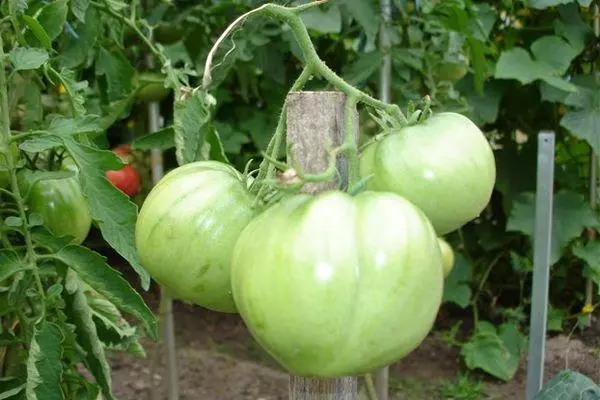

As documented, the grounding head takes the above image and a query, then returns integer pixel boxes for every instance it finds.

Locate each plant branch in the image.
[202,3,406,123]
[0,36,45,316]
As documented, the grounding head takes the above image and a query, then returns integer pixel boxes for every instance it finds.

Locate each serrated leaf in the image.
[60,137,150,289]
[35,0,68,41]
[53,245,156,340]
[507,190,598,264]
[22,16,52,50]
[71,0,90,22]
[25,322,63,400]
[174,90,215,165]
[442,253,472,308]
[534,370,600,399]
[48,115,103,136]
[300,4,342,34]
[63,271,115,400]
[9,48,49,71]
[95,47,135,102]
[460,322,525,381]
[46,67,87,116]
[132,126,175,151]
[19,136,63,152]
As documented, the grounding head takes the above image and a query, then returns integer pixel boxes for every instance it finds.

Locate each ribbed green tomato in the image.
[231,190,444,377]
[437,238,455,278]
[18,169,92,244]
[359,112,496,235]
[135,161,256,313]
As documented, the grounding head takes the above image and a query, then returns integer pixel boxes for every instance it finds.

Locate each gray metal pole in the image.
[373,1,392,399]
[525,132,555,400]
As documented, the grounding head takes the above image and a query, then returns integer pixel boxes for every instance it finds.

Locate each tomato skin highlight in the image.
[135,161,257,313]
[359,112,496,235]
[437,238,455,278]
[231,190,444,377]
[18,170,92,244]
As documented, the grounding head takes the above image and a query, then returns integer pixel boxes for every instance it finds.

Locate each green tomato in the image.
[360,112,496,235]
[135,161,257,313]
[231,190,444,377]
[18,169,92,244]
[437,238,454,278]
[133,72,170,103]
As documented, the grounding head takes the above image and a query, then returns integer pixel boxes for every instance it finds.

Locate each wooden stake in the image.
[286,91,358,400]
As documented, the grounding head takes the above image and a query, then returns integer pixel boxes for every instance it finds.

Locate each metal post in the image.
[525,132,555,400]
[287,91,358,400]
[374,0,392,399]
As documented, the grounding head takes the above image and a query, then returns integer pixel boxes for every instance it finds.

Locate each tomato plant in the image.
[231,191,444,377]
[136,161,256,313]
[359,112,496,235]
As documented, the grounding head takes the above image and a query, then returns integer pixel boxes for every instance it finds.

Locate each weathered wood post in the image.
[286,91,358,399]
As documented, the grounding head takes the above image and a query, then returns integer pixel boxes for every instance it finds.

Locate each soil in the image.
[108,284,600,400]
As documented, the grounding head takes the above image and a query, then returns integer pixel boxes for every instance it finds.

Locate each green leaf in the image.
[457,75,504,124]
[58,8,101,69]
[344,0,379,50]
[48,115,103,136]
[442,253,472,308]
[19,136,63,153]
[300,4,342,34]
[507,190,598,264]
[0,379,26,399]
[63,271,115,400]
[560,87,600,154]
[524,0,590,9]
[46,67,87,116]
[174,90,215,165]
[132,126,175,151]
[60,138,150,290]
[22,16,52,50]
[35,0,68,41]
[8,0,27,14]
[95,47,135,102]
[572,242,600,290]
[534,370,600,399]
[71,0,90,22]
[4,217,22,227]
[53,245,157,340]
[25,322,63,400]
[9,48,49,71]
[494,48,539,84]
[547,305,565,332]
[460,322,525,381]
[555,4,592,54]
[205,125,230,164]
[530,36,578,75]
[0,251,21,282]
[343,51,384,86]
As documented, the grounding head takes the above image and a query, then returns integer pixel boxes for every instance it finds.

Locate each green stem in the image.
[90,0,167,66]
[0,35,45,317]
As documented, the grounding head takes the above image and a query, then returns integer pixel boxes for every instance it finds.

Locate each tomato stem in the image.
[0,34,46,322]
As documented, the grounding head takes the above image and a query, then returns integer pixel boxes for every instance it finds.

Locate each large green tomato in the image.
[359,112,496,235]
[231,190,444,377]
[437,238,455,278]
[135,161,256,313]
[18,169,92,244]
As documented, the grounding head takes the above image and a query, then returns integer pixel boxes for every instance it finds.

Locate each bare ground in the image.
[108,294,600,400]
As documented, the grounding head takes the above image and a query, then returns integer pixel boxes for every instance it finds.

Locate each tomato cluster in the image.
[135,111,495,377]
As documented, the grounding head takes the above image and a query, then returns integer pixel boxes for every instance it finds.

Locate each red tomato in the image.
[106,145,141,196]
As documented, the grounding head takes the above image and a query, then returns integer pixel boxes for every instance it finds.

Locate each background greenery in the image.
[2,0,600,397]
